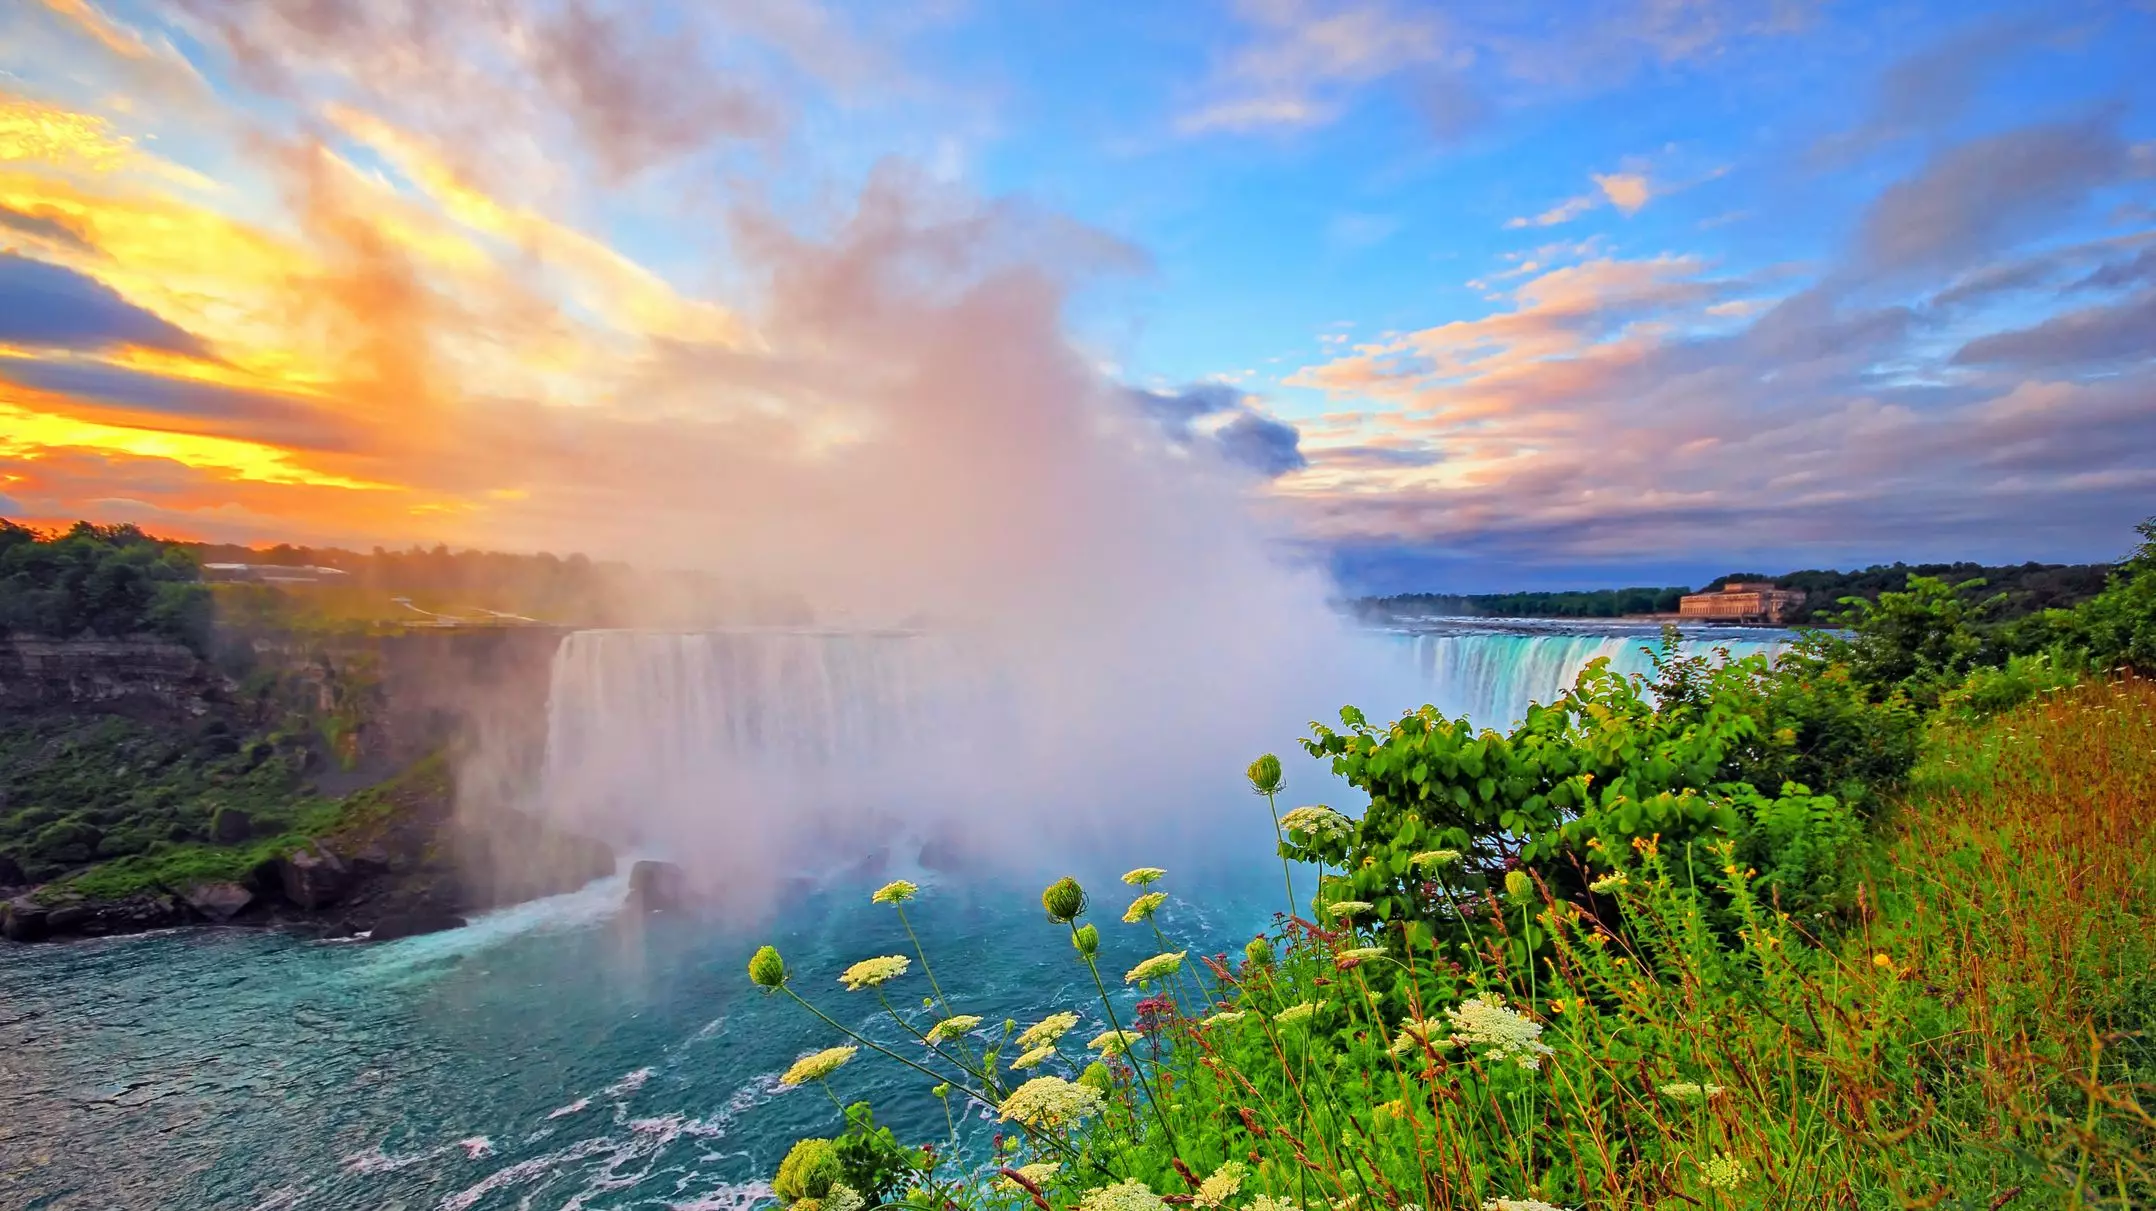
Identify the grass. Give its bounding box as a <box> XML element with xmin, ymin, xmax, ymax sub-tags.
<box><xmin>752</xmin><ymin>679</ymin><xmax>2156</xmax><ymax>1211</ymax></box>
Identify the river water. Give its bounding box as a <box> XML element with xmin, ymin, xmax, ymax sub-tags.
<box><xmin>0</xmin><ymin>622</ymin><xmax>1782</xmax><ymax>1210</ymax></box>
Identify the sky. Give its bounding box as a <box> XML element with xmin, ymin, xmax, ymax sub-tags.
<box><xmin>1</xmin><ymin>0</ymin><xmax>2154</xmax><ymax>593</ymax></box>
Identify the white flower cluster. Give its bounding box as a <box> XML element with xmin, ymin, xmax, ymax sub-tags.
<box><xmin>1194</xmin><ymin>1161</ymin><xmax>1245</xmax><ymax>1209</ymax></box>
<box><xmin>780</xmin><ymin>1046</ymin><xmax>856</xmax><ymax>1087</ymax></box>
<box><xmin>838</xmin><ymin>955</ymin><xmax>910</xmax><ymax>991</ymax></box>
<box><xmin>1125</xmin><ymin>951</ymin><xmax>1186</xmax><ymax>985</ymax></box>
<box><xmin>1279</xmin><ymin>805</ymin><xmax>1352</xmax><ymax>842</ymax></box>
<box><xmin>997</xmin><ymin>1076</ymin><xmax>1106</xmax><ymax>1129</ymax></box>
<box><xmin>1446</xmin><ymin>994</ymin><xmax>1554</xmax><ymax>1070</ymax></box>
<box><xmin>924</xmin><ymin>1014</ymin><xmax>981</xmax><ymax>1045</ymax></box>
<box><xmin>1017</xmin><ymin>1011</ymin><xmax>1080</xmax><ymax>1049</ymax></box>
<box><xmin>1080</xmin><ymin>1179</ymin><xmax>1168</xmax><ymax>1211</ymax></box>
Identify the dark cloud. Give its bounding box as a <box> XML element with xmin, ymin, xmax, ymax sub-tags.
<box><xmin>0</xmin><ymin>359</ymin><xmax>355</xmax><ymax>450</ymax></box>
<box><xmin>0</xmin><ymin>205</ymin><xmax>98</xmax><ymax>254</ymax></box>
<box><xmin>1124</xmin><ymin>383</ymin><xmax>1306</xmax><ymax>478</ymax></box>
<box><xmin>0</xmin><ymin>254</ymin><xmax>206</xmax><ymax>355</ymax></box>
<box><xmin>2073</xmin><ymin>247</ymin><xmax>2156</xmax><ymax>292</ymax></box>
<box><xmin>1214</xmin><ymin>411</ymin><xmax>1308</xmax><ymax>477</ymax></box>
<box><xmin>1856</xmin><ymin>116</ymin><xmax>2133</xmax><ymax>277</ymax></box>
<box><xmin>1952</xmin><ymin>290</ymin><xmax>2156</xmax><ymax>367</ymax></box>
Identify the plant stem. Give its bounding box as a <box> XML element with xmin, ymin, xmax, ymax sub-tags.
<box><xmin>896</xmin><ymin>903</ymin><xmax>956</xmax><ymax>1019</ymax></box>
<box><xmin>1071</xmin><ymin>922</ymin><xmax>1183</xmax><ymax>1161</ymax></box>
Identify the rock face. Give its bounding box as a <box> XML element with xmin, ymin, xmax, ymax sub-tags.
<box><xmin>0</xmin><ymin>636</ymin><xmax>230</xmax><ymax>718</ymax></box>
<box><xmin>211</xmin><ymin>808</ymin><xmax>253</xmax><ymax>844</ymax></box>
<box><xmin>0</xmin><ymin>853</ymin><xmax>24</xmax><ymax>888</ymax></box>
<box><xmin>2</xmin><ymin>897</ymin><xmax>49</xmax><ymax>942</ymax></box>
<box><xmin>626</xmin><ymin>860</ymin><xmax>690</xmax><ymax>914</ymax></box>
<box><xmin>183</xmin><ymin>881</ymin><xmax>255</xmax><ymax>921</ymax></box>
<box><xmin>278</xmin><ymin>844</ymin><xmax>353</xmax><ymax>910</ymax></box>
<box><xmin>367</xmin><ymin>909</ymin><xmax>469</xmax><ymax>941</ymax></box>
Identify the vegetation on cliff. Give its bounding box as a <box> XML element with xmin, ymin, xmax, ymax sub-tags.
<box><xmin>0</xmin><ymin>520</ymin><xmax>212</xmax><ymax>651</ymax></box>
<box><xmin>747</xmin><ymin>518</ymin><xmax>2156</xmax><ymax>1210</ymax></box>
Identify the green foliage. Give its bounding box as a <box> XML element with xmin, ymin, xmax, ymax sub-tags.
<box><xmin>831</xmin><ymin>1103</ymin><xmax>932</xmax><ymax>1204</ymax></box>
<box><xmin>0</xmin><ymin>520</ymin><xmax>213</xmax><ymax>650</ymax></box>
<box><xmin>1359</xmin><ymin>585</ymin><xmax>1690</xmax><ymax>620</ymax></box>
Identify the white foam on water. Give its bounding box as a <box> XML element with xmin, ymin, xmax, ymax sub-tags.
<box><xmin>546</xmin><ymin>1096</ymin><xmax>592</xmax><ymax>1120</ymax></box>
<box><xmin>342</xmin><ymin>875</ymin><xmax>628</xmax><ymax>987</ymax></box>
<box><xmin>603</xmin><ymin>1066</ymin><xmax>654</xmax><ymax>1097</ymax></box>
<box><xmin>456</xmin><ymin>1136</ymin><xmax>494</xmax><ymax>1160</ymax></box>
<box><xmin>668</xmin><ymin>1181</ymin><xmax>773</xmax><ymax>1211</ymax></box>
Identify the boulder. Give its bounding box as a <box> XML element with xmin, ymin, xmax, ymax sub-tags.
<box><xmin>367</xmin><ymin>910</ymin><xmax>469</xmax><ymax>941</ymax></box>
<box><xmin>0</xmin><ymin>852</ymin><xmax>24</xmax><ymax>888</ymax></box>
<box><xmin>44</xmin><ymin>904</ymin><xmax>89</xmax><ymax>933</ymax></box>
<box><xmin>183</xmin><ymin>881</ymin><xmax>255</xmax><ymax>922</ymax></box>
<box><xmin>279</xmin><ymin>844</ymin><xmax>353</xmax><ymax>910</ymax></box>
<box><xmin>211</xmin><ymin>808</ymin><xmax>253</xmax><ymax>844</ymax></box>
<box><xmin>626</xmin><ymin>860</ymin><xmax>690</xmax><ymax>914</ymax></box>
<box><xmin>2</xmin><ymin>897</ymin><xmax>49</xmax><ymax>943</ymax></box>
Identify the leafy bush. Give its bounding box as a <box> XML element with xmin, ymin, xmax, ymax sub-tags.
<box><xmin>0</xmin><ymin>520</ymin><xmax>212</xmax><ymax>651</ymax></box>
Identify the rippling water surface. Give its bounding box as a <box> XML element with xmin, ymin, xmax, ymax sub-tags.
<box><xmin>0</xmin><ymin>871</ymin><xmax>1266</xmax><ymax>1211</ymax></box>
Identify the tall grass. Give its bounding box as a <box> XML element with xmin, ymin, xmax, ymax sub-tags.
<box><xmin>753</xmin><ymin>680</ymin><xmax>2155</xmax><ymax>1211</ymax></box>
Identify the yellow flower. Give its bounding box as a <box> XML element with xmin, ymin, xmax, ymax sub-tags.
<box><xmin>1123</xmin><ymin>892</ymin><xmax>1168</xmax><ymax>924</ymax></box>
<box><xmin>780</xmin><ymin>1046</ymin><xmax>857</xmax><ymax>1086</ymax></box>
<box><xmin>839</xmin><ymin>955</ymin><xmax>911</xmax><ymax>991</ymax></box>
<box><xmin>871</xmin><ymin>880</ymin><xmax>919</xmax><ymax>905</ymax></box>
<box><xmin>1124</xmin><ymin>951</ymin><xmax>1186</xmax><ymax>985</ymax></box>
<box><xmin>924</xmin><ymin>1014</ymin><xmax>981</xmax><ymax>1045</ymax></box>
<box><xmin>1194</xmin><ymin>1161</ymin><xmax>1246</xmax><ymax>1208</ymax></box>
<box><xmin>1016</xmin><ymin>1011</ymin><xmax>1080</xmax><ymax>1049</ymax></box>
<box><xmin>1121</xmin><ymin>867</ymin><xmax>1167</xmax><ymax>886</ymax></box>
<box><xmin>998</xmin><ymin>1076</ymin><xmax>1105</xmax><ymax>1129</ymax></box>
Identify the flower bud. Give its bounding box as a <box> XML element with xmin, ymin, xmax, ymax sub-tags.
<box><xmin>1243</xmin><ymin>935</ymin><xmax>1273</xmax><ymax>968</ymax></box>
<box><xmin>1246</xmin><ymin>753</ymin><xmax>1284</xmax><ymax>797</ymax></box>
<box><xmin>1072</xmin><ymin>923</ymin><xmax>1100</xmax><ymax>957</ymax></box>
<box><xmin>931</xmin><ymin>1082</ymin><xmax>952</xmax><ymax>1099</ymax></box>
<box><xmin>1077</xmin><ymin>1061</ymin><xmax>1114</xmax><ymax>1095</ymax></box>
<box><xmin>1042</xmin><ymin>876</ymin><xmax>1088</xmax><ymax>923</ymax></box>
<box><xmin>748</xmin><ymin>944</ymin><xmax>788</xmax><ymax>989</ymax></box>
<box><xmin>1504</xmin><ymin>869</ymin><xmax>1534</xmax><ymax>903</ymax></box>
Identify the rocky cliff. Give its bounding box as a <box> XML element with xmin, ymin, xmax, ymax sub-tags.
<box><xmin>0</xmin><ymin>635</ymin><xmax>231</xmax><ymax>718</ymax></box>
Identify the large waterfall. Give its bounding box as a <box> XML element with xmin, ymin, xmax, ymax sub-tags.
<box><xmin>1390</xmin><ymin>629</ymin><xmax>1783</xmax><ymax>723</ymax></box>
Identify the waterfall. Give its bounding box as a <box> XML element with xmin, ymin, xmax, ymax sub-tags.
<box><xmin>1391</xmin><ymin>630</ymin><xmax>1782</xmax><ymax>725</ymax></box>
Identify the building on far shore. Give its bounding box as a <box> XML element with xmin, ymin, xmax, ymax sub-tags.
<box><xmin>202</xmin><ymin>562</ymin><xmax>350</xmax><ymax>585</ymax></box>
<box><xmin>1678</xmin><ymin>581</ymin><xmax>1807</xmax><ymax>625</ymax></box>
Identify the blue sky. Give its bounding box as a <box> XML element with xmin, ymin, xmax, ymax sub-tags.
<box><xmin>1</xmin><ymin>0</ymin><xmax>2153</xmax><ymax>592</ymax></box>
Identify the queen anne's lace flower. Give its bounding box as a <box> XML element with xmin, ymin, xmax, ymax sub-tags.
<box><xmin>1698</xmin><ymin>1153</ymin><xmax>1749</xmax><ymax>1190</ymax></box>
<box><xmin>1011</xmin><ymin>1044</ymin><xmax>1057</xmax><ymax>1070</ymax></box>
<box><xmin>1409</xmin><ymin>849</ymin><xmax>1461</xmax><ymax>869</ymax></box>
<box><xmin>1121</xmin><ymin>867</ymin><xmax>1167</xmax><ymax>886</ymax></box>
<box><xmin>1194</xmin><ymin>1161</ymin><xmax>1246</xmax><ymax>1208</ymax></box>
<box><xmin>1588</xmin><ymin>872</ymin><xmax>1628</xmax><ymax>894</ymax></box>
<box><xmin>1123</xmin><ymin>892</ymin><xmax>1168</xmax><ymax>923</ymax></box>
<box><xmin>1251</xmin><ymin>1197</ymin><xmax>1301</xmax><ymax>1211</ymax></box>
<box><xmin>996</xmin><ymin>1163</ymin><xmax>1062</xmax><ymax>1194</ymax></box>
<box><xmin>1325</xmin><ymin>900</ymin><xmax>1374</xmax><ymax>921</ymax></box>
<box><xmin>827</xmin><ymin>1185</ymin><xmax>865</xmax><ymax>1211</ymax></box>
<box><xmin>924</xmin><ymin>1014</ymin><xmax>981</xmax><ymax>1045</ymax></box>
<box><xmin>1482</xmin><ymin>1200</ymin><xmax>1568</xmax><ymax>1211</ymax></box>
<box><xmin>1388</xmin><ymin>1017</ymin><xmax>1450</xmax><ymax>1057</ymax></box>
<box><xmin>1088</xmin><ymin>1028</ymin><xmax>1138</xmax><ymax>1056</ymax></box>
<box><xmin>1274</xmin><ymin>1001</ymin><xmax>1322</xmax><ymax>1025</ymax></box>
<box><xmin>1017</xmin><ymin>1011</ymin><xmax>1080</xmax><ymax>1049</ymax></box>
<box><xmin>1080</xmin><ymin>1179</ymin><xmax>1168</xmax><ymax>1211</ymax></box>
<box><xmin>1201</xmin><ymin>1009</ymin><xmax>1246</xmax><ymax>1027</ymax></box>
<box><xmin>1658</xmin><ymin>1081</ymin><xmax>1726</xmax><ymax>1100</ymax></box>
<box><xmin>997</xmin><ymin>1076</ymin><xmax>1105</xmax><ymax>1129</ymax></box>
<box><xmin>1446</xmin><ymin>994</ymin><xmax>1554</xmax><ymax>1070</ymax></box>
<box><xmin>871</xmin><ymin>880</ymin><xmax>918</xmax><ymax>904</ymax></box>
<box><xmin>1125</xmin><ymin>951</ymin><xmax>1186</xmax><ymax>985</ymax></box>
<box><xmin>1279</xmin><ymin>805</ymin><xmax>1352</xmax><ymax>841</ymax></box>
<box><xmin>839</xmin><ymin>955</ymin><xmax>910</xmax><ymax>990</ymax></box>
<box><xmin>780</xmin><ymin>1045</ymin><xmax>857</xmax><ymax>1086</ymax></box>
<box><xmin>1334</xmin><ymin>946</ymin><xmax>1386</xmax><ymax>969</ymax></box>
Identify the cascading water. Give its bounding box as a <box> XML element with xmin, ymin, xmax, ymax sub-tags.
<box><xmin>1390</xmin><ymin>628</ymin><xmax>1784</xmax><ymax>724</ymax></box>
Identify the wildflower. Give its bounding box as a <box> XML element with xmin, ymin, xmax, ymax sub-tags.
<box><xmin>1279</xmin><ymin>805</ymin><xmax>1351</xmax><ymax>841</ymax></box>
<box><xmin>1011</xmin><ymin>1044</ymin><xmax>1057</xmax><ymax>1070</ymax></box>
<box><xmin>1125</xmin><ymin>951</ymin><xmax>1187</xmax><ymax>985</ymax></box>
<box><xmin>1588</xmin><ymin>872</ymin><xmax>1628</xmax><ymax>894</ymax></box>
<box><xmin>1201</xmin><ymin>1009</ymin><xmax>1247</xmax><ymax>1027</ymax></box>
<box><xmin>1504</xmin><ymin>869</ymin><xmax>1534</xmax><ymax>901</ymax></box>
<box><xmin>1043</xmin><ymin>876</ymin><xmax>1088</xmax><ymax>922</ymax></box>
<box><xmin>1244</xmin><ymin>936</ymin><xmax>1273</xmax><ymax>967</ymax></box>
<box><xmin>998</xmin><ymin>1076</ymin><xmax>1106</xmax><ymax>1129</ymax></box>
<box><xmin>1325</xmin><ymin>900</ymin><xmax>1374</xmax><ymax>921</ymax></box>
<box><xmin>1016</xmin><ymin>1011</ymin><xmax>1080</xmax><ymax>1049</ymax></box>
<box><xmin>1089</xmin><ymin>1028</ymin><xmax>1138</xmax><ymax>1056</ymax></box>
<box><xmin>1445</xmin><ymin>993</ymin><xmax>1554</xmax><ymax>1070</ymax></box>
<box><xmin>870</xmin><ymin>880</ymin><xmax>918</xmax><ymax>905</ymax></box>
<box><xmin>780</xmin><ymin>1046</ymin><xmax>857</xmax><ymax>1087</ymax></box>
<box><xmin>1335</xmin><ymin>946</ymin><xmax>1386</xmax><ymax>969</ymax></box>
<box><xmin>1872</xmin><ymin>952</ymin><xmax>1893</xmax><ymax>968</ymax></box>
<box><xmin>930</xmin><ymin>1083</ymin><xmax>951</xmax><ymax>1098</ymax></box>
<box><xmin>838</xmin><ymin>955</ymin><xmax>910</xmax><ymax>991</ymax></box>
<box><xmin>996</xmin><ymin>1163</ymin><xmax>1062</xmax><ymax>1194</ymax></box>
<box><xmin>1122</xmin><ymin>867</ymin><xmax>1167</xmax><ymax>886</ymax></box>
<box><xmin>1251</xmin><ymin>1198</ymin><xmax>1300</xmax><ymax>1211</ymax></box>
<box><xmin>1083</xmin><ymin>1179</ymin><xmax>1169</xmax><ymax>1211</ymax></box>
<box><xmin>1077</xmin><ymin>1061</ymin><xmax>1113</xmax><ymax>1094</ymax></box>
<box><xmin>1073</xmin><ymin>924</ymin><xmax>1101</xmax><ymax>957</ymax></box>
<box><xmin>1657</xmin><ymin>1082</ymin><xmax>1725</xmax><ymax>1101</ymax></box>
<box><xmin>1409</xmin><ymin>849</ymin><xmax>1461</xmax><ymax>869</ymax></box>
<box><xmin>1194</xmin><ymin>1161</ymin><xmax>1246</xmax><ymax>1208</ymax></box>
<box><xmin>774</xmin><ymin>1138</ymin><xmax>841</xmax><ymax>1202</ymax></box>
<box><xmin>748</xmin><ymin>945</ymin><xmax>788</xmax><ymax>989</ymax></box>
<box><xmin>1123</xmin><ymin>892</ymin><xmax>1168</xmax><ymax>923</ymax></box>
<box><xmin>827</xmin><ymin>1185</ymin><xmax>865</xmax><ymax>1211</ymax></box>
<box><xmin>1482</xmin><ymin>1200</ymin><xmax>1568</xmax><ymax>1211</ymax></box>
<box><xmin>1373</xmin><ymin>1098</ymin><xmax>1408</xmax><ymax>1120</ymax></box>
<box><xmin>1698</xmin><ymin>1152</ymin><xmax>1749</xmax><ymax>1190</ymax></box>
<box><xmin>1388</xmin><ymin>1017</ymin><xmax>1449</xmax><ymax>1057</ymax></box>
<box><xmin>924</xmin><ymin>1014</ymin><xmax>981</xmax><ymax>1045</ymax></box>
<box><xmin>1247</xmin><ymin>754</ymin><xmax>1285</xmax><ymax>797</ymax></box>
<box><xmin>1274</xmin><ymin>1001</ymin><xmax>1322</xmax><ymax>1025</ymax></box>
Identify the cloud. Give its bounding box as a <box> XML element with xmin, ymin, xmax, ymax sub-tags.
<box><xmin>0</xmin><ymin>357</ymin><xmax>353</xmax><ymax>449</ymax></box>
<box><xmin>1856</xmin><ymin>115</ymin><xmax>2133</xmax><ymax>277</ymax></box>
<box><xmin>1505</xmin><ymin>170</ymin><xmax>1656</xmax><ymax>228</ymax></box>
<box><xmin>1126</xmin><ymin>382</ymin><xmax>1307</xmax><ymax>477</ymax></box>
<box><xmin>1176</xmin><ymin>0</ymin><xmax>1449</xmax><ymax>135</ymax></box>
<box><xmin>0</xmin><ymin>202</ymin><xmax>98</xmax><ymax>252</ymax></box>
<box><xmin>1952</xmin><ymin>291</ymin><xmax>2156</xmax><ymax>368</ymax></box>
<box><xmin>1506</xmin><ymin>194</ymin><xmax>1596</xmax><ymax>228</ymax></box>
<box><xmin>0</xmin><ymin>252</ymin><xmax>207</xmax><ymax>355</ymax></box>
<box><xmin>1214</xmin><ymin>411</ymin><xmax>1309</xmax><ymax>477</ymax></box>
<box><xmin>1811</xmin><ymin>17</ymin><xmax>2043</xmax><ymax>163</ymax></box>
<box><xmin>1592</xmin><ymin>172</ymin><xmax>1653</xmax><ymax>215</ymax></box>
